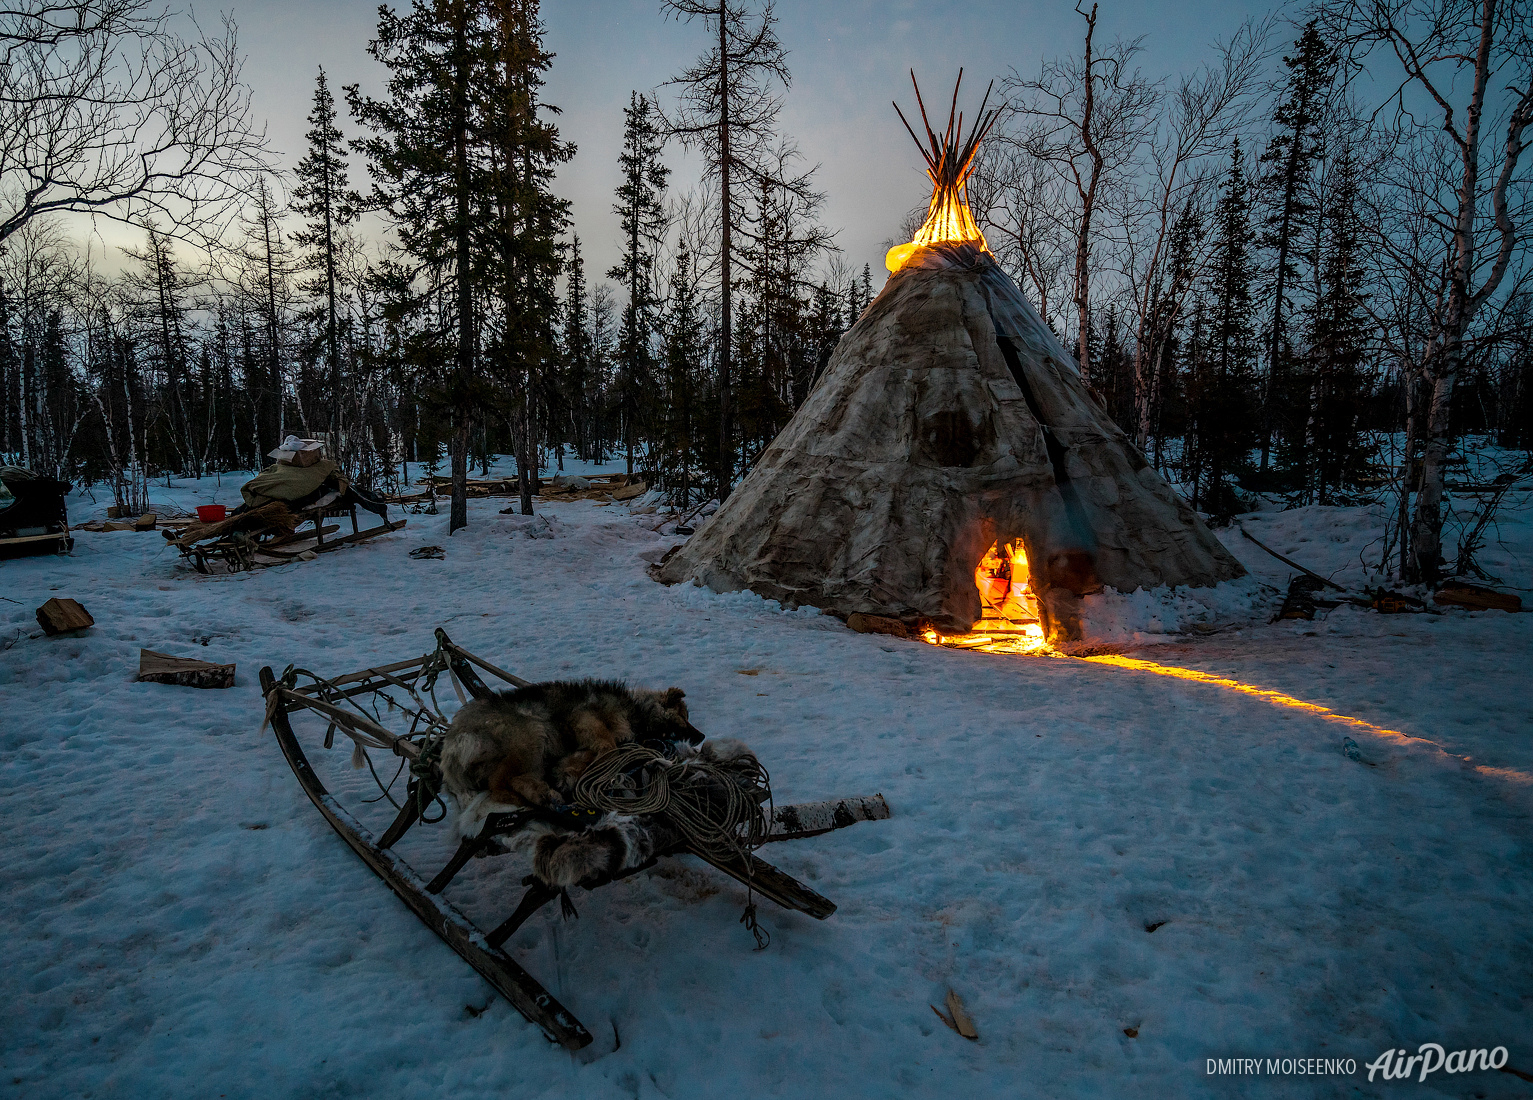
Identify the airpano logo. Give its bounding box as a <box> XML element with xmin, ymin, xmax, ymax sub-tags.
<box><xmin>1204</xmin><ymin>1044</ymin><xmax>1517</xmax><ymax>1083</ymax></box>
<box><xmin>1364</xmin><ymin>1044</ymin><xmax>1508</xmax><ymax>1083</ymax></box>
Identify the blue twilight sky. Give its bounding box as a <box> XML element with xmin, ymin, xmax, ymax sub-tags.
<box><xmin>223</xmin><ymin>0</ymin><xmax>1283</xmax><ymax>281</ymax></box>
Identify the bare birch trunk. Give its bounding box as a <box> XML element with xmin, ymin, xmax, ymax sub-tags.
<box><xmin>1072</xmin><ymin>3</ymin><xmax>1100</xmax><ymax>385</ymax></box>
<box><xmin>716</xmin><ymin>0</ymin><xmax>733</xmax><ymax>502</ymax></box>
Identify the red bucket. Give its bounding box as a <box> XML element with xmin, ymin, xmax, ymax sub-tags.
<box><xmin>196</xmin><ymin>505</ymin><xmax>227</xmax><ymax>523</ymax></box>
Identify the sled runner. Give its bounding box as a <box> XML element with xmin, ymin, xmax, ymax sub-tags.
<box><xmin>259</xmin><ymin>629</ymin><xmax>889</xmax><ymax>1050</ymax></box>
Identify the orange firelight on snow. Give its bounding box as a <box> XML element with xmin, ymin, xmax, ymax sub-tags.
<box><xmin>885</xmin><ymin>70</ymin><xmax>1000</xmax><ymax>273</ymax></box>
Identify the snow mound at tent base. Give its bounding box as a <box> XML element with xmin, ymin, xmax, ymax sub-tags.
<box><xmin>1073</xmin><ymin>575</ymin><xmax>1279</xmax><ymax>647</ymax></box>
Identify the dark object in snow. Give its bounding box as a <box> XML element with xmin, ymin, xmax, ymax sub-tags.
<box><xmin>1341</xmin><ymin>737</ymin><xmax>1376</xmax><ymax>766</ymax></box>
<box><xmin>673</xmin><ymin>525</ymin><xmax>695</xmax><ymax>536</ymax></box>
<box><xmin>409</xmin><ymin>545</ymin><xmax>446</xmax><ymax>560</ymax></box>
<box><xmin>1276</xmin><ymin>575</ymin><xmax>1343</xmax><ymax>621</ymax></box>
<box><xmin>138</xmin><ymin>649</ymin><xmax>235</xmax><ymax>689</ymax></box>
<box><xmin>847</xmin><ymin>612</ymin><xmax>912</xmax><ymax>639</ymax></box>
<box><xmin>1368</xmin><ymin>588</ymin><xmax>1426</xmax><ymax>615</ymax></box>
<box><xmin>35</xmin><ymin>597</ymin><xmax>93</xmax><ymax>635</ymax></box>
<box><xmin>259</xmin><ymin>629</ymin><xmax>887</xmax><ymax>1050</ymax></box>
<box><xmin>1144</xmin><ymin>920</ymin><xmax>1168</xmax><ymax>933</ymax></box>
<box><xmin>1124</xmin><ymin>1027</ymin><xmax>1139</xmax><ymax>1038</ymax></box>
<box><xmin>1433</xmin><ymin>581</ymin><xmax>1521</xmax><ymax>613</ymax></box>
<box><xmin>0</xmin><ymin>468</ymin><xmax>73</xmax><ymax>558</ymax></box>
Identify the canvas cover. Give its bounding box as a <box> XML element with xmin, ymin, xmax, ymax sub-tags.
<box><xmin>241</xmin><ymin>459</ymin><xmax>342</xmax><ymax>509</ymax></box>
<box><xmin>657</xmin><ymin>242</ymin><xmax>1245</xmax><ymax>642</ymax></box>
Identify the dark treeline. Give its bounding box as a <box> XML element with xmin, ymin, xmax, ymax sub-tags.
<box><xmin>1</xmin><ymin>0</ymin><xmax>1529</xmax><ymax>580</ymax></box>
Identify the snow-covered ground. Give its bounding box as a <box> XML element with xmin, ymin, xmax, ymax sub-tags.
<box><xmin>3</xmin><ymin>459</ymin><xmax>1531</xmax><ymax>1099</ymax></box>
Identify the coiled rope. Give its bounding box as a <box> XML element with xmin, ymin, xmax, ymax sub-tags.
<box><xmin>570</xmin><ymin>742</ymin><xmax>774</xmax><ymax>947</ymax></box>
<box><xmin>570</xmin><ymin>743</ymin><xmax>771</xmax><ymax>864</ymax></box>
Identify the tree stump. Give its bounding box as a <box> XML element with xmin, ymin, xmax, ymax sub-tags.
<box><xmin>36</xmin><ymin>598</ymin><xmax>94</xmax><ymax>635</ymax></box>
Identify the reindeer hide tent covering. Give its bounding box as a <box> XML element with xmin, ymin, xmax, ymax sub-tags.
<box><xmin>656</xmin><ymin>241</ymin><xmax>1246</xmax><ymax>643</ymax></box>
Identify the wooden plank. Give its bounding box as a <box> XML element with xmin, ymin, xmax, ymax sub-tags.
<box><xmin>685</xmin><ymin>846</ymin><xmax>837</xmax><ymax>920</ymax></box>
<box><xmin>762</xmin><ymin>794</ymin><xmax>890</xmax><ymax>842</ymax></box>
<box><xmin>36</xmin><ymin>597</ymin><xmax>93</xmax><ymax>635</ymax></box>
<box><xmin>288</xmin><ymin>656</ymin><xmax>430</xmax><ymax>695</ymax></box>
<box><xmin>260</xmin><ymin>667</ymin><xmax>593</xmax><ymax>1050</ymax></box>
<box><xmin>273</xmin><ymin>686</ymin><xmax>420</xmax><ymax>760</ymax></box>
<box><xmin>1433</xmin><ymin>582</ymin><xmax>1522</xmax><ymax>613</ymax></box>
<box><xmin>264</xmin><ymin>524</ymin><xmax>339</xmax><ymax>549</ymax></box>
<box><xmin>439</xmin><ymin>636</ymin><xmax>532</xmax><ymax>691</ymax></box>
<box><xmin>311</xmin><ymin>519</ymin><xmax>408</xmax><ymax>553</ymax></box>
<box><xmin>2</xmin><ymin>530</ymin><xmax>71</xmax><ymax>547</ymax></box>
<box><xmin>138</xmin><ymin>649</ymin><xmax>235</xmax><ymax>689</ymax></box>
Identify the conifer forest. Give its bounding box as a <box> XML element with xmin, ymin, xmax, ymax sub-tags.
<box><xmin>3</xmin><ymin>0</ymin><xmax>1530</xmax><ymax>584</ymax></box>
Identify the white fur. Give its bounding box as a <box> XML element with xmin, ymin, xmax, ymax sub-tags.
<box><xmin>449</xmin><ymin>790</ymin><xmax>529</xmax><ymax>840</ymax></box>
<box><xmin>699</xmin><ymin>737</ymin><xmax>752</xmax><ymax>764</ymax></box>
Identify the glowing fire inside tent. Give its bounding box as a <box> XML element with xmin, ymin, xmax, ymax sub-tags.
<box><xmin>922</xmin><ymin>539</ymin><xmax>1048</xmax><ymax>654</ymax></box>
<box><xmin>885</xmin><ymin>70</ymin><xmax>998</xmax><ymax>274</ymax></box>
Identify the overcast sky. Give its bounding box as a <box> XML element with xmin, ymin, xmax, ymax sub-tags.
<box><xmin>223</xmin><ymin>0</ymin><xmax>1281</xmax><ymax>283</ymax></box>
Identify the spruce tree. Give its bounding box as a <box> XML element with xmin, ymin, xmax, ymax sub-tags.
<box><xmin>1256</xmin><ymin>22</ymin><xmax>1334</xmax><ymax>471</ymax></box>
<box><xmin>1190</xmin><ymin>143</ymin><xmax>1259</xmax><ymax>517</ymax></box>
<box><xmin>482</xmin><ymin>0</ymin><xmax>573</xmax><ymax>515</ymax></box>
<box><xmin>659</xmin><ymin>242</ymin><xmax>708</xmax><ymax>503</ymax></box>
<box><xmin>291</xmin><ymin>68</ymin><xmax>360</xmax><ymax>452</ymax></box>
<box><xmin>1301</xmin><ymin>144</ymin><xmax>1373</xmax><ymax>503</ymax></box>
<box><xmin>561</xmin><ymin>235</ymin><xmax>593</xmax><ymax>458</ymax></box>
<box><xmin>608</xmin><ymin>91</ymin><xmax>669</xmax><ymax>476</ymax></box>
<box><xmin>351</xmin><ymin>0</ymin><xmax>494</xmax><ymax>531</ymax></box>
<box><xmin>661</xmin><ymin>0</ymin><xmax>804</xmax><ymax>500</ymax></box>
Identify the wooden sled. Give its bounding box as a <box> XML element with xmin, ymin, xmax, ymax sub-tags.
<box><xmin>259</xmin><ymin>629</ymin><xmax>889</xmax><ymax>1050</ymax></box>
<box><xmin>169</xmin><ymin>500</ymin><xmax>406</xmax><ymax>574</ymax></box>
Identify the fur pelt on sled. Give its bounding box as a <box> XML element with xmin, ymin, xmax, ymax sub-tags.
<box><xmin>439</xmin><ymin>678</ymin><xmax>694</xmax><ymax>813</ymax></box>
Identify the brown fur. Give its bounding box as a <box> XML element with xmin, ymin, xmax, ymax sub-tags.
<box><xmin>440</xmin><ymin>679</ymin><xmax>691</xmax><ymax>809</ymax></box>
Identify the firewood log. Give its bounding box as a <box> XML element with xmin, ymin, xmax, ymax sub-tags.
<box><xmin>138</xmin><ymin>649</ymin><xmax>236</xmax><ymax>689</ymax></box>
<box><xmin>35</xmin><ymin>598</ymin><xmax>93</xmax><ymax>635</ymax></box>
<box><xmin>1433</xmin><ymin>582</ymin><xmax>1522</xmax><ymax>613</ymax></box>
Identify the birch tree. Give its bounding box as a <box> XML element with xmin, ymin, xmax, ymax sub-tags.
<box><xmin>0</xmin><ymin>0</ymin><xmax>268</xmax><ymax>246</ymax></box>
<box><xmin>1323</xmin><ymin>0</ymin><xmax>1533</xmax><ymax>580</ymax></box>
<box><xmin>1002</xmin><ymin>2</ymin><xmax>1160</xmax><ymax>385</ymax></box>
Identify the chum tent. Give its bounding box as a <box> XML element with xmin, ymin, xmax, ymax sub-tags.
<box><xmin>658</xmin><ymin>73</ymin><xmax>1244</xmax><ymax>644</ymax></box>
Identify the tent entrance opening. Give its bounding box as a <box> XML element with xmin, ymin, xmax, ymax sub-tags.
<box><xmin>974</xmin><ymin>540</ymin><xmax>1041</xmax><ymax>636</ymax></box>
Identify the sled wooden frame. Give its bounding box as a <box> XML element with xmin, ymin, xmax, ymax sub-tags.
<box><xmin>184</xmin><ymin>515</ymin><xmax>407</xmax><ymax>573</ymax></box>
<box><xmin>259</xmin><ymin>629</ymin><xmax>889</xmax><ymax>1050</ymax></box>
